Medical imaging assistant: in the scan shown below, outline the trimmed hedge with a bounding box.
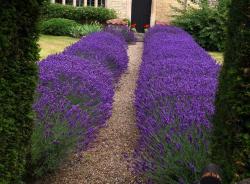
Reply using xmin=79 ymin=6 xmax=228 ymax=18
xmin=104 ymin=25 xmax=136 ymax=43
xmin=211 ymin=0 xmax=250 ymax=182
xmin=63 ymin=32 xmax=128 ymax=81
xmin=41 ymin=3 xmax=117 ymax=24
xmin=30 ymin=54 xmax=114 ymax=180
xmin=134 ymin=25 xmax=220 ymax=183
xmin=28 ymin=31 xmax=128 ymax=180
xmin=39 ymin=18 xmax=102 ymax=37
xmin=0 ymin=0 xmax=42 ymax=183
xmin=40 ymin=18 xmax=78 ymax=36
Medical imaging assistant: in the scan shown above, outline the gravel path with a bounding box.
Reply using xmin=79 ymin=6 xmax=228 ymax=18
xmin=42 ymin=42 xmax=143 ymax=184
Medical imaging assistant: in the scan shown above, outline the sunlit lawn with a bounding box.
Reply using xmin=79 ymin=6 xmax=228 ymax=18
xmin=209 ymin=52 xmax=224 ymax=64
xmin=38 ymin=34 xmax=224 ymax=64
xmin=38 ymin=34 xmax=79 ymax=60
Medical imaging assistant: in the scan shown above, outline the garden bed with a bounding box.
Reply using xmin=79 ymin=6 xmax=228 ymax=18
xmin=30 ymin=31 xmax=128 ymax=181
xmin=133 ymin=25 xmax=220 ymax=183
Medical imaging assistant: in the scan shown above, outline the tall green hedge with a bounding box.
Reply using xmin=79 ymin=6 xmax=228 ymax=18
xmin=0 ymin=0 xmax=43 ymax=183
xmin=41 ymin=3 xmax=117 ymax=24
xmin=211 ymin=0 xmax=250 ymax=182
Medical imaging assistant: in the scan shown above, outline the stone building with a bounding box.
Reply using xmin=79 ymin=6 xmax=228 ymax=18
xmin=51 ymin=0 xmax=189 ymax=24
xmin=51 ymin=0 xmax=209 ymax=32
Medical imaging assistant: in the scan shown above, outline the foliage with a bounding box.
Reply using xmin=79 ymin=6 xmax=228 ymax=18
xmin=0 ymin=0 xmax=43 ymax=183
xmin=40 ymin=18 xmax=102 ymax=38
xmin=41 ymin=3 xmax=116 ymax=24
xmin=172 ymin=0 xmax=228 ymax=51
xmin=69 ymin=22 xmax=102 ymax=38
xmin=134 ymin=26 xmax=220 ymax=183
xmin=63 ymin=32 xmax=128 ymax=81
xmin=40 ymin=18 xmax=78 ymax=36
xmin=104 ymin=25 xmax=136 ymax=43
xmin=211 ymin=0 xmax=250 ymax=182
xmin=28 ymin=54 xmax=114 ymax=180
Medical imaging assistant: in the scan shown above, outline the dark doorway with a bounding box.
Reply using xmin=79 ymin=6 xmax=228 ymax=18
xmin=131 ymin=0 xmax=152 ymax=33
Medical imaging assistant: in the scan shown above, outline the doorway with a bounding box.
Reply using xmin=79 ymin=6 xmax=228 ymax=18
xmin=131 ymin=0 xmax=152 ymax=33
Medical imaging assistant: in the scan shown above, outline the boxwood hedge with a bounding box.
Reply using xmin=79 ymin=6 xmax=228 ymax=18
xmin=41 ymin=3 xmax=117 ymax=24
xmin=211 ymin=0 xmax=250 ymax=182
xmin=0 ymin=0 xmax=43 ymax=183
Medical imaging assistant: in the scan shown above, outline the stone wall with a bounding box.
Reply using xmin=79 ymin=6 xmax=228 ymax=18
xmin=106 ymin=0 xmax=129 ymax=18
xmin=155 ymin=0 xmax=180 ymax=23
xmin=106 ymin=0 xmax=199 ymax=24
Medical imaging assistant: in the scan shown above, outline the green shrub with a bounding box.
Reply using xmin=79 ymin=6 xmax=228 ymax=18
xmin=172 ymin=1 xmax=228 ymax=51
xmin=41 ymin=3 xmax=117 ymax=24
xmin=70 ymin=22 xmax=102 ymax=37
xmin=211 ymin=0 xmax=250 ymax=182
xmin=40 ymin=18 xmax=102 ymax=37
xmin=0 ymin=0 xmax=42 ymax=183
xmin=40 ymin=18 xmax=78 ymax=36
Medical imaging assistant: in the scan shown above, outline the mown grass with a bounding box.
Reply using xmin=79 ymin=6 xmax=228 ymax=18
xmin=38 ymin=34 xmax=79 ymax=59
xmin=209 ymin=52 xmax=224 ymax=64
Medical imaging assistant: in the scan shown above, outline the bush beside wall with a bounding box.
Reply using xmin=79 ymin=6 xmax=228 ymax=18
xmin=0 ymin=0 xmax=42 ymax=183
xmin=211 ymin=0 xmax=250 ymax=182
xmin=172 ymin=1 xmax=228 ymax=51
xmin=41 ymin=3 xmax=117 ymax=24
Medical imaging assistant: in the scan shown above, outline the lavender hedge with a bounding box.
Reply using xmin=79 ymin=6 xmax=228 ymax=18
xmin=30 ymin=32 xmax=128 ymax=179
xmin=134 ymin=26 xmax=220 ymax=183
xmin=64 ymin=32 xmax=128 ymax=81
xmin=104 ymin=25 xmax=136 ymax=43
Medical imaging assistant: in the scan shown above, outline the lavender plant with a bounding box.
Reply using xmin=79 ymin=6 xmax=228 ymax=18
xmin=31 ymin=54 xmax=114 ymax=179
xmin=134 ymin=26 xmax=220 ymax=183
xmin=104 ymin=25 xmax=136 ymax=43
xmin=64 ymin=32 xmax=128 ymax=81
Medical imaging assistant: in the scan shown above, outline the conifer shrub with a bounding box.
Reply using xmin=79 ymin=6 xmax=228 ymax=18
xmin=211 ymin=0 xmax=250 ymax=182
xmin=0 ymin=0 xmax=43 ymax=183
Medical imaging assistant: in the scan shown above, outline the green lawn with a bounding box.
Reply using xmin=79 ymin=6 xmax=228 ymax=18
xmin=209 ymin=52 xmax=224 ymax=64
xmin=38 ymin=35 xmax=79 ymax=60
xmin=39 ymin=35 xmax=224 ymax=64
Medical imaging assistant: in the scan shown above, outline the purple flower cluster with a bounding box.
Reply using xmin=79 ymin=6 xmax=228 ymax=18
xmin=34 ymin=54 xmax=114 ymax=148
xmin=31 ymin=32 xmax=128 ymax=177
xmin=64 ymin=32 xmax=128 ymax=81
xmin=104 ymin=25 xmax=136 ymax=43
xmin=134 ymin=26 xmax=220 ymax=183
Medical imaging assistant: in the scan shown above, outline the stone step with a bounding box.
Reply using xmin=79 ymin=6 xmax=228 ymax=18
xmin=135 ymin=33 xmax=144 ymax=42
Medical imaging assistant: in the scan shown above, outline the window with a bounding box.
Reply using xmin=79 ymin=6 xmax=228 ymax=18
xmin=87 ymin=0 xmax=94 ymax=6
xmin=87 ymin=0 xmax=105 ymax=7
xmin=98 ymin=0 xmax=105 ymax=7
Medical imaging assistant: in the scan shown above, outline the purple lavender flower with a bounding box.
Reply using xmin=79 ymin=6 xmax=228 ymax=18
xmin=133 ymin=25 xmax=220 ymax=183
xmin=104 ymin=25 xmax=136 ymax=43
xmin=63 ymin=31 xmax=128 ymax=81
xmin=33 ymin=53 xmax=115 ymax=148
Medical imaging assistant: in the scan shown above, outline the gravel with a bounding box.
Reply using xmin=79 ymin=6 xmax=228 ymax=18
xmin=41 ymin=42 xmax=143 ymax=184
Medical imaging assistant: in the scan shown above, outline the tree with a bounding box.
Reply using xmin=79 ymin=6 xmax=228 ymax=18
xmin=211 ymin=0 xmax=250 ymax=182
xmin=0 ymin=0 xmax=44 ymax=183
